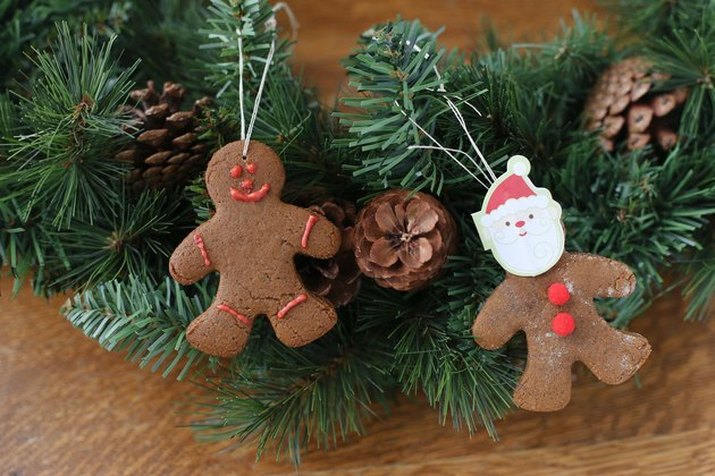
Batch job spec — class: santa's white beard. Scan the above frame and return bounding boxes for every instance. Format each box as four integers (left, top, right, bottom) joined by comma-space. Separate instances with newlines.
491, 225, 564, 276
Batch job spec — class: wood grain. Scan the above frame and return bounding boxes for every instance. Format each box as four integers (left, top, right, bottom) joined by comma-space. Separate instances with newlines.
4, 1, 714, 475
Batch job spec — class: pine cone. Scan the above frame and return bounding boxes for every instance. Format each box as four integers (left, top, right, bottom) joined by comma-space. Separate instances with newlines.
297, 200, 362, 307
115, 81, 212, 190
353, 190, 458, 291
584, 58, 688, 152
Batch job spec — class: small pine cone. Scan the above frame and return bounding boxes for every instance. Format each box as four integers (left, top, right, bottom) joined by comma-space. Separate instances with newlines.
584, 58, 688, 152
116, 81, 212, 190
297, 200, 362, 307
353, 190, 458, 291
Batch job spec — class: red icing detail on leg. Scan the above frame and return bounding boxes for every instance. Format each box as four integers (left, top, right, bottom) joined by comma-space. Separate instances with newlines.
277, 293, 308, 319
193, 234, 212, 266
216, 304, 251, 326
301, 215, 319, 249
547, 282, 571, 306
230, 165, 243, 178
246, 162, 257, 174
230, 183, 270, 202
551, 312, 575, 336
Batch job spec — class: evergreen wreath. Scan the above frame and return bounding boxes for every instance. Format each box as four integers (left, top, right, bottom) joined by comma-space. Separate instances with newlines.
1, 0, 713, 464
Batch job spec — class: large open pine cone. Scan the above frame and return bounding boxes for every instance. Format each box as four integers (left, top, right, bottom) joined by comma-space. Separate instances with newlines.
584, 58, 688, 152
116, 81, 212, 190
353, 190, 458, 291
297, 200, 362, 307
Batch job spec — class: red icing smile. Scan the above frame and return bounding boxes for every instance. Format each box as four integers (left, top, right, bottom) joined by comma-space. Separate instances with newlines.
230, 183, 271, 202
519, 231, 528, 237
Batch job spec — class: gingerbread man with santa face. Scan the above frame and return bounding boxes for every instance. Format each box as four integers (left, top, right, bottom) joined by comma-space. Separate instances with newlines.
472, 156, 651, 412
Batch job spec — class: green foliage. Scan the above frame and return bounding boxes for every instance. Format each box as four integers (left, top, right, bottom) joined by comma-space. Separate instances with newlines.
681, 241, 715, 321
113, 0, 213, 95
62, 276, 216, 379
0, 198, 61, 294
4, 22, 137, 228
0, 0, 121, 90
336, 19, 452, 193
192, 311, 397, 465
202, 0, 291, 107
45, 190, 193, 292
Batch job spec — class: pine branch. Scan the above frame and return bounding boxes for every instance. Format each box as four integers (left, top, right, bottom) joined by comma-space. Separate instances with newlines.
682, 240, 715, 321
4, 22, 138, 228
62, 276, 217, 379
191, 312, 398, 465
44, 190, 193, 293
0, 0, 122, 90
644, 7, 715, 142
0, 197, 62, 295
356, 280, 518, 437
336, 19, 455, 193
202, 0, 291, 106
115, 0, 214, 95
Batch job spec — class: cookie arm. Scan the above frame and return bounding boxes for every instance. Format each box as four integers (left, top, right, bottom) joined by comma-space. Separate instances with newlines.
169, 224, 216, 285
472, 280, 527, 349
289, 207, 341, 259
570, 254, 636, 298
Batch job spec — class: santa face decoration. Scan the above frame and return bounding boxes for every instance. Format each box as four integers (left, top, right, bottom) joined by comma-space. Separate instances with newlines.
472, 156, 565, 277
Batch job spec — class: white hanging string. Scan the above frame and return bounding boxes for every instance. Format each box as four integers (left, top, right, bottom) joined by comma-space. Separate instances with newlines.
237, 33, 246, 141
445, 98, 497, 181
398, 38, 497, 184
408, 145, 492, 190
272, 2, 299, 40
242, 37, 276, 159
398, 102, 490, 190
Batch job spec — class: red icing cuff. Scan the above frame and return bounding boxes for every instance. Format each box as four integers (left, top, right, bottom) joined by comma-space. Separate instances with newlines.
216, 304, 251, 326
277, 293, 308, 319
193, 234, 212, 267
301, 215, 319, 248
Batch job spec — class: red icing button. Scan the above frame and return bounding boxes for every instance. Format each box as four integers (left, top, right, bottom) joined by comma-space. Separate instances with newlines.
551, 312, 575, 336
547, 282, 571, 306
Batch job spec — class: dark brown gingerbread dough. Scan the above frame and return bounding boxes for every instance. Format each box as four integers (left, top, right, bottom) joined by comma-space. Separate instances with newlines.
472, 252, 651, 412
169, 140, 341, 358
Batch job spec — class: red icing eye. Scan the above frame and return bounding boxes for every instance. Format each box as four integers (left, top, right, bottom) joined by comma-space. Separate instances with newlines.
230, 165, 243, 178
246, 162, 257, 174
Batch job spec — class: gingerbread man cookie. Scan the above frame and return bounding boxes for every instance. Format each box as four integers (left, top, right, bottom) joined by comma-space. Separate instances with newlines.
472, 252, 651, 411
169, 141, 341, 358
470, 156, 650, 411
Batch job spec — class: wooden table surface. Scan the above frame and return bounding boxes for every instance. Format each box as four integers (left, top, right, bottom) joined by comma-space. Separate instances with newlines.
3, 1, 715, 475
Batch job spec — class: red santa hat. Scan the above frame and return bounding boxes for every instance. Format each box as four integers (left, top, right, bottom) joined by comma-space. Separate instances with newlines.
480, 156, 549, 226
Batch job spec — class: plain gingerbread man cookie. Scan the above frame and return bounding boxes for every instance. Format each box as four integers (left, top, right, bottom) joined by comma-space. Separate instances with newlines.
472, 252, 651, 411
169, 140, 341, 358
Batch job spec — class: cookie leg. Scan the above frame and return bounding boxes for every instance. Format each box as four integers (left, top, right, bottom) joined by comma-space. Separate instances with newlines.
186, 302, 253, 358
579, 317, 651, 385
514, 349, 573, 412
269, 291, 337, 347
